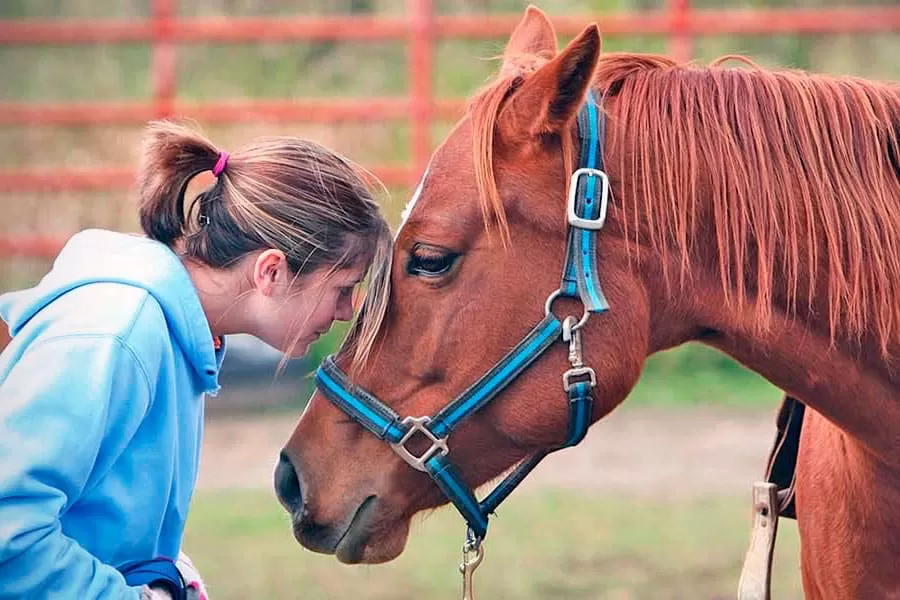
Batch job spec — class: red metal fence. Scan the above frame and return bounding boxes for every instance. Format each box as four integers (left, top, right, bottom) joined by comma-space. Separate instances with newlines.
1, 0, 899, 263
0, 1, 898, 348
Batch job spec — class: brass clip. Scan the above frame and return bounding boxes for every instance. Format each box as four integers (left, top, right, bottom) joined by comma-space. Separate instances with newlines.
459, 542, 485, 600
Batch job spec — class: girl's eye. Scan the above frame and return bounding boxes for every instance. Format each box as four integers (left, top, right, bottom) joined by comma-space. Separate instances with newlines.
407, 246, 460, 278
338, 286, 359, 306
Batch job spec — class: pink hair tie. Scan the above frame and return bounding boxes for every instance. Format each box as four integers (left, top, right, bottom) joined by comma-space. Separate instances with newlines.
212, 151, 230, 177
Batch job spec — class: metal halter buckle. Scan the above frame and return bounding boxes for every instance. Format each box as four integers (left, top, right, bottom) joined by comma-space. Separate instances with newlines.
562, 366, 597, 392
566, 167, 610, 230
389, 416, 449, 472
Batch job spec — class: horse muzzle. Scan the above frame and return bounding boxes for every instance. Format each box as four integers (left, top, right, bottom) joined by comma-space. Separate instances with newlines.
275, 450, 400, 563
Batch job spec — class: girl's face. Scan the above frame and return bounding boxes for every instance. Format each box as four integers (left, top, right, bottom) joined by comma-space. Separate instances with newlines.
248, 249, 364, 358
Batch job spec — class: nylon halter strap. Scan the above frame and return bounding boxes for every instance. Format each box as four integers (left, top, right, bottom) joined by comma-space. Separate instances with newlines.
315, 90, 610, 544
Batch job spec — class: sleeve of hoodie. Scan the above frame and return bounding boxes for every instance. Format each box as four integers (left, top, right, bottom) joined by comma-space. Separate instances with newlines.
0, 334, 150, 600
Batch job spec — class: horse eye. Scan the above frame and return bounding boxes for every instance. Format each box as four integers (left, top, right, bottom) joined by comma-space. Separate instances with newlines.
407, 247, 460, 278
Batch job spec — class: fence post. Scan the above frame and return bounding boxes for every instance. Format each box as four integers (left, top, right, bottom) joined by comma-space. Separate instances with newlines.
151, 0, 177, 118
408, 0, 434, 186
668, 0, 692, 63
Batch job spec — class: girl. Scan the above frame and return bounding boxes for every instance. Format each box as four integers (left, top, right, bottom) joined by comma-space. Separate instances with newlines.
0, 121, 392, 599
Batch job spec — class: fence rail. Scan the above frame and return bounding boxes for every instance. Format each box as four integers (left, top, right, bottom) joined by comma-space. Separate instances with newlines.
2, 0, 899, 261
3, 7, 899, 44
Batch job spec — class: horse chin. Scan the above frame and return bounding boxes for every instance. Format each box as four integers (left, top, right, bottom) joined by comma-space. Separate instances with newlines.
334, 497, 410, 565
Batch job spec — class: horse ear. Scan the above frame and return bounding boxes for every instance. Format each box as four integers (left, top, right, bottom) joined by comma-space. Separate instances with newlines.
502, 5, 558, 70
500, 23, 601, 139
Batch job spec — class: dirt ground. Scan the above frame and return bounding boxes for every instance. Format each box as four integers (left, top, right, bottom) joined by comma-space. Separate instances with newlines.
197, 404, 780, 499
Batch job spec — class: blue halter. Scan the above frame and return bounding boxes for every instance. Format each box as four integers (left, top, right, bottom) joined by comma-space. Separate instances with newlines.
315, 91, 610, 545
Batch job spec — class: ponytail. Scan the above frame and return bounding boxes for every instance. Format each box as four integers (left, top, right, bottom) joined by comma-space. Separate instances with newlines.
136, 120, 221, 246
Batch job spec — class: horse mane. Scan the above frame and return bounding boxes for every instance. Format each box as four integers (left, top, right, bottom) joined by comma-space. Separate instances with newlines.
470, 52, 900, 354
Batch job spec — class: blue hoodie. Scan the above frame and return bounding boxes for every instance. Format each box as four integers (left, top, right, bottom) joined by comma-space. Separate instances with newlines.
0, 229, 225, 599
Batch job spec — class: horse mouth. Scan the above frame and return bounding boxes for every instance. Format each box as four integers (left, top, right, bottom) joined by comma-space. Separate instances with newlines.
334, 495, 378, 564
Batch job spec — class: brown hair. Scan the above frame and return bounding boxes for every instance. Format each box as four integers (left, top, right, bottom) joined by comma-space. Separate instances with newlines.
136, 120, 392, 364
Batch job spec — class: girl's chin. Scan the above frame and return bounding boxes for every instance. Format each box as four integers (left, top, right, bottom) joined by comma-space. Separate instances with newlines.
269, 331, 320, 359
285, 336, 317, 358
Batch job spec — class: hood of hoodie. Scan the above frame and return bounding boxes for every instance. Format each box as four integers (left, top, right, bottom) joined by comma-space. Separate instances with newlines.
0, 229, 220, 387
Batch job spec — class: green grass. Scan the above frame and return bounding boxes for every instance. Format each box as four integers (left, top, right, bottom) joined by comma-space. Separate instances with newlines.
630, 343, 782, 407
183, 488, 803, 599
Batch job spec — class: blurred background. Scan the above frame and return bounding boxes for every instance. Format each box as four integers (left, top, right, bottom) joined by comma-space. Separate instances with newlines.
1, 0, 897, 597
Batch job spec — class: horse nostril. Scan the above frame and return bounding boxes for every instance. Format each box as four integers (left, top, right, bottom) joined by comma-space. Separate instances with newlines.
275, 451, 303, 514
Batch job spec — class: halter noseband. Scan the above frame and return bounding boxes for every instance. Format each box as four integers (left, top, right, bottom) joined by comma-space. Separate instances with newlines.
315, 90, 610, 547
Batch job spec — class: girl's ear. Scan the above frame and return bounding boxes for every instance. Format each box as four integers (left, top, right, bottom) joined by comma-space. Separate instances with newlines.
253, 249, 289, 296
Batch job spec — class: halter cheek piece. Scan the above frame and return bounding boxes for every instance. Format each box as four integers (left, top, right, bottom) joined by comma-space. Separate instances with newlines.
316, 91, 610, 547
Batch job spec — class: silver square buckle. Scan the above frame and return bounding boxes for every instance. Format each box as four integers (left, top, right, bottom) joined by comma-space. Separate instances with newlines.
566, 167, 609, 230
390, 416, 449, 472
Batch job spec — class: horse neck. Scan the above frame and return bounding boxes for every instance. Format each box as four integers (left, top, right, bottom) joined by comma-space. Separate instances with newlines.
593, 77, 900, 464
637, 233, 900, 468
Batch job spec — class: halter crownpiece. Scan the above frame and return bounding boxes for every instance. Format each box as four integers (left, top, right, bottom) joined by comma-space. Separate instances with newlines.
315, 89, 610, 545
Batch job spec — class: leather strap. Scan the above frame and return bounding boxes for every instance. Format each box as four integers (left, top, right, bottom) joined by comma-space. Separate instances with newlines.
764, 395, 805, 519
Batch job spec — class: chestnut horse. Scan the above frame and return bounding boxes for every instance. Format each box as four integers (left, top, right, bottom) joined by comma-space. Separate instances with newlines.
277, 7, 900, 598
